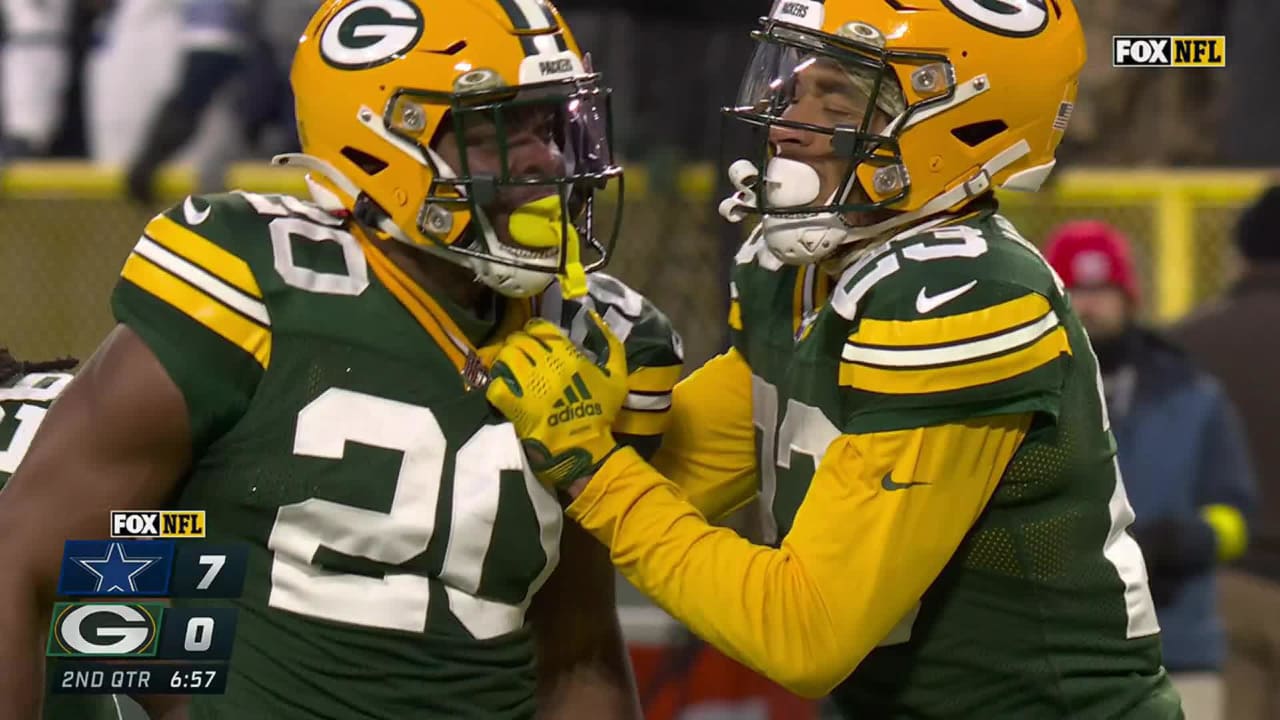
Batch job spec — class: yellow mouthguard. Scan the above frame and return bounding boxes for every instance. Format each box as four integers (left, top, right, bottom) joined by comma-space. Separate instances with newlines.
508, 195, 587, 299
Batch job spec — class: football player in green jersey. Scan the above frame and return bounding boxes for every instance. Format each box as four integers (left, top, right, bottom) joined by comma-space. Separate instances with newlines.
0, 350, 127, 720
0, 1, 683, 718
483, 0, 1186, 718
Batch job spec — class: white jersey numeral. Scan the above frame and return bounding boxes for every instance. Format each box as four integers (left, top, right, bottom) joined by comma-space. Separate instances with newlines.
267, 389, 561, 638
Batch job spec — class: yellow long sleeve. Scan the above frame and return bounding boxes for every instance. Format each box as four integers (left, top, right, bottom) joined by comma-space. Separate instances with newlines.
569, 414, 1030, 698
647, 348, 758, 522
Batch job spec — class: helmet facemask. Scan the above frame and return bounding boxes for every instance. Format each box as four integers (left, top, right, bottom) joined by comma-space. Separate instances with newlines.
385, 73, 622, 299
720, 20, 952, 264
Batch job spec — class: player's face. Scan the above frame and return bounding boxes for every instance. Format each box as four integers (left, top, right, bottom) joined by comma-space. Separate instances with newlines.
1069, 286, 1130, 341
433, 106, 568, 251
769, 57, 893, 217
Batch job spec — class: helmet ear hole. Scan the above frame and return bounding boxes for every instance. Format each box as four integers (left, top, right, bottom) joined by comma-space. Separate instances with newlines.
951, 120, 1008, 147
341, 147, 389, 176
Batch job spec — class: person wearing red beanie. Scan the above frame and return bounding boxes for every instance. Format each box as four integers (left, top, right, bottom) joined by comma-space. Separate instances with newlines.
1046, 220, 1258, 720
1044, 219, 1141, 352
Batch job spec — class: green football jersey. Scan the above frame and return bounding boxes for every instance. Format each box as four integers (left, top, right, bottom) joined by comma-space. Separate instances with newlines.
110, 191, 681, 719
1, 371, 123, 720
730, 199, 1183, 719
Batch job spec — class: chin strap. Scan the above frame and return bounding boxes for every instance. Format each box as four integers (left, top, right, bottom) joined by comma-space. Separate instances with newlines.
718, 139, 1033, 264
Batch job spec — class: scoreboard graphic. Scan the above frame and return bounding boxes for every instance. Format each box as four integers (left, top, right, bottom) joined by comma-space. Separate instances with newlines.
47, 512, 246, 696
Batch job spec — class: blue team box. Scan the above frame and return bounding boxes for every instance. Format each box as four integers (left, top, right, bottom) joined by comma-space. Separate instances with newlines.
57, 540, 247, 598
58, 540, 174, 597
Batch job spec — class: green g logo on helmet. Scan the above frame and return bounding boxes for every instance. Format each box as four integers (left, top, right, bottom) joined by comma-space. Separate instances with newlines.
320, 0, 425, 70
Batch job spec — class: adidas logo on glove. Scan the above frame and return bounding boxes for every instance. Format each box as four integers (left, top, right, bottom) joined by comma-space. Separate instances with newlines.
549, 374, 604, 427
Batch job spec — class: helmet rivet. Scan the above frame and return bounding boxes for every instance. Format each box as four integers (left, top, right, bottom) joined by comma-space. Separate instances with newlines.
454, 68, 503, 93
359, 108, 374, 123
873, 165, 906, 195
838, 22, 885, 48
911, 64, 951, 96
421, 204, 454, 235
972, 76, 988, 91
400, 104, 426, 132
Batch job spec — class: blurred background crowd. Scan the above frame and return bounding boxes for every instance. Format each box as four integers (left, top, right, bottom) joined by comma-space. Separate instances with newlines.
2, 1, 1280, 719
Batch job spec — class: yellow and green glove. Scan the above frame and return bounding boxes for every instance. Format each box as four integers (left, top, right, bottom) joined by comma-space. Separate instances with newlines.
486, 310, 628, 490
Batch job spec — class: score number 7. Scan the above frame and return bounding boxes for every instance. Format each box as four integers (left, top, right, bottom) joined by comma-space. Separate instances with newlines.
197, 554, 226, 591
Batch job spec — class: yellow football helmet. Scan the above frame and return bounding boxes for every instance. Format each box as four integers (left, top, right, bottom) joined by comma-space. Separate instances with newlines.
280, 0, 622, 298
719, 0, 1086, 263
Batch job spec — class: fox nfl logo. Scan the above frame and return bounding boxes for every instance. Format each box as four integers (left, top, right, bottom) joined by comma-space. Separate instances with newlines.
110, 511, 206, 539
1113, 36, 1225, 67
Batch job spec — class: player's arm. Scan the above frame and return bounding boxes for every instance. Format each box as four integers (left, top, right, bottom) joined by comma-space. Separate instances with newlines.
570, 416, 1028, 698
549, 275, 756, 518
529, 522, 640, 719
0, 200, 265, 719
0, 327, 193, 719
566, 282, 1070, 697
646, 348, 758, 522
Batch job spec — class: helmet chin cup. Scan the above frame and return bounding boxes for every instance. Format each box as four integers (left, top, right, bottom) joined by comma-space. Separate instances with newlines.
470, 259, 556, 298
762, 211, 850, 265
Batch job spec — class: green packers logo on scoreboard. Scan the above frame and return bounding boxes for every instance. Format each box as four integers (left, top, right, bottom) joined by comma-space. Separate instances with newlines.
47, 603, 238, 695
47, 603, 237, 660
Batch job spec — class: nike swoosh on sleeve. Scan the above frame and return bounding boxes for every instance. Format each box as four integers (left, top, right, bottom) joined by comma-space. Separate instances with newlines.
915, 280, 978, 314
183, 196, 212, 226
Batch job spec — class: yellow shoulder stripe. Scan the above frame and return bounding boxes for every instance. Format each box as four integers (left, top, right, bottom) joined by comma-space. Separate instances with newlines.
850, 292, 1051, 349
629, 364, 683, 394
122, 253, 272, 368
839, 326, 1069, 395
144, 214, 263, 300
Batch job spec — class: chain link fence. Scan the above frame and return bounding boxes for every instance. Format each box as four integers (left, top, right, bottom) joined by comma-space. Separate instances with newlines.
0, 164, 734, 369
1, 165, 1273, 365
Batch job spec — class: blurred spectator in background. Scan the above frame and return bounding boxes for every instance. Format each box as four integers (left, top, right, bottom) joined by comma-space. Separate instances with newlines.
120, 0, 314, 203
84, 0, 185, 165
1174, 186, 1280, 720
1, 0, 74, 159
123, 0, 253, 202
1046, 220, 1256, 720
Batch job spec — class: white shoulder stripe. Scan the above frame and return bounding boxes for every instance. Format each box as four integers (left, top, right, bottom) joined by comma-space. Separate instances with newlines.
842, 310, 1060, 368
625, 392, 672, 412
134, 236, 270, 326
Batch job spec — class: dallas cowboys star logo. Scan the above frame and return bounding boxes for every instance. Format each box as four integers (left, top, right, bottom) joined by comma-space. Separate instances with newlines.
73, 542, 162, 594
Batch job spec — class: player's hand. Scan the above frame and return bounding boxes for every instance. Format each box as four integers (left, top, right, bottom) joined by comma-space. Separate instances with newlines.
486, 310, 628, 490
